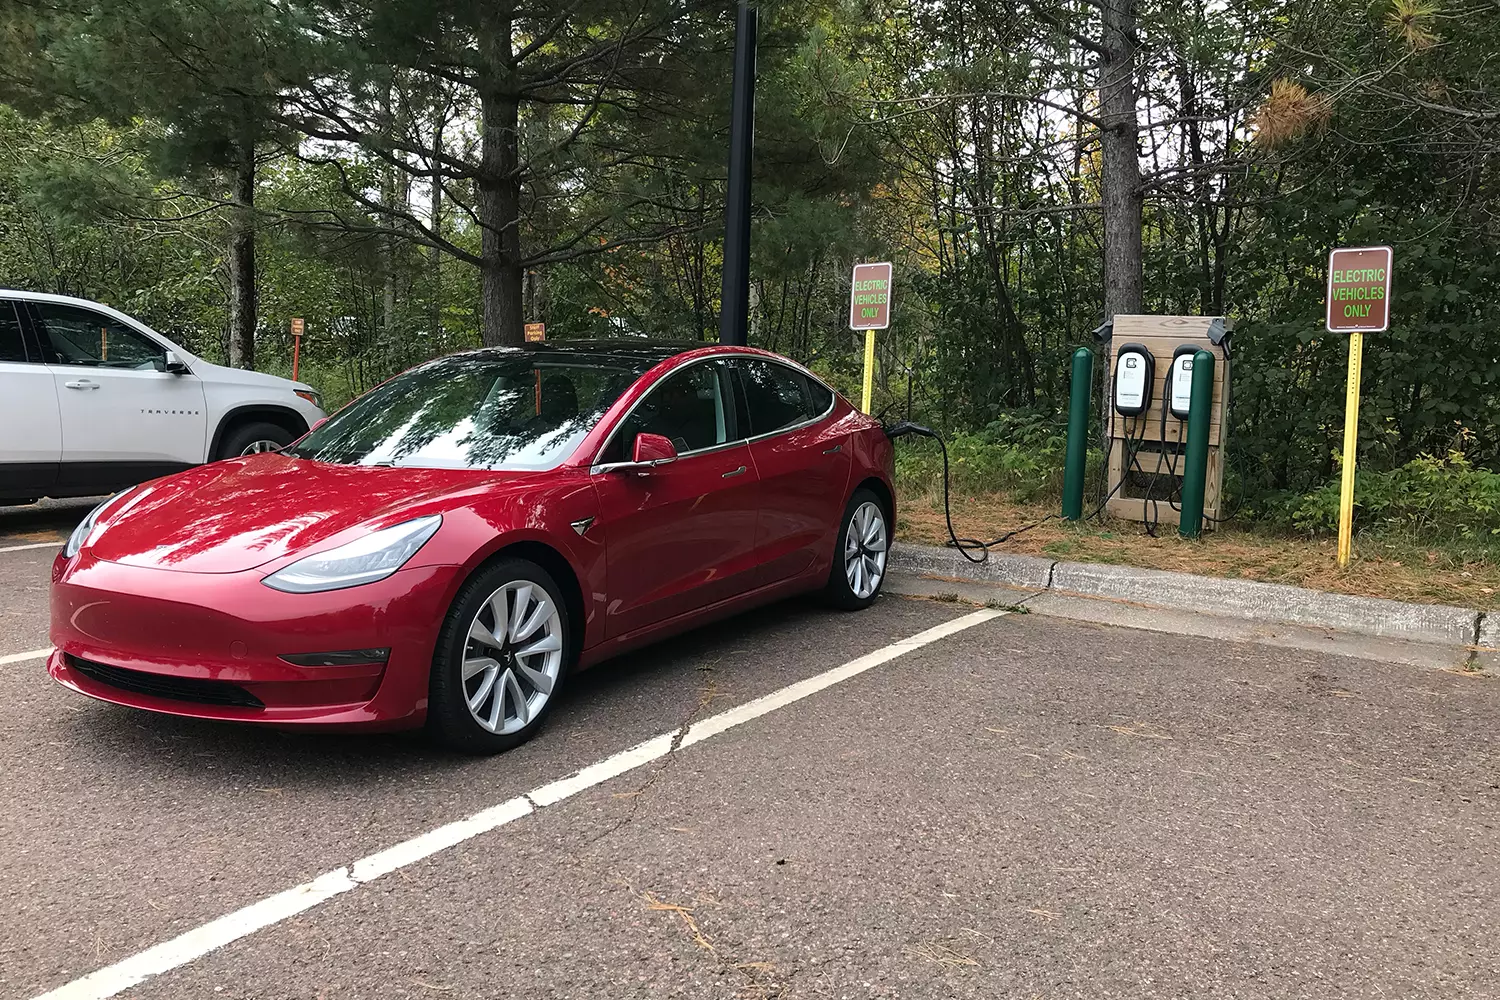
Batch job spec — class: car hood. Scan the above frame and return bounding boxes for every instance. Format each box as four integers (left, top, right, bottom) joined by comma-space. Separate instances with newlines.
192, 358, 317, 396
89, 455, 519, 573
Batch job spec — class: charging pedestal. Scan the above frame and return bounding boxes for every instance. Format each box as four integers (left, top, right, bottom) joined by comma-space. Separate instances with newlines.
1105, 315, 1231, 530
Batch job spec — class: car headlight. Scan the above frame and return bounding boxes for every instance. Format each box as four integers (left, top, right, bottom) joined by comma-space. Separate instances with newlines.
295, 388, 322, 409
63, 498, 112, 558
261, 515, 442, 593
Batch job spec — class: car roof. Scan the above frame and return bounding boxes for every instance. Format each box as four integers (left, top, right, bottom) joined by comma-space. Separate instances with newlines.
454, 339, 749, 366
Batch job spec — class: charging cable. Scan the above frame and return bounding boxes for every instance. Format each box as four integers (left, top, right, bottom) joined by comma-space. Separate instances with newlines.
885, 420, 1060, 562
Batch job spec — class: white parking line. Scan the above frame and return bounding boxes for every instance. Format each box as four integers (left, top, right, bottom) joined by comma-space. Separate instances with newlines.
0, 541, 60, 554
32, 608, 1004, 1000
0, 647, 53, 666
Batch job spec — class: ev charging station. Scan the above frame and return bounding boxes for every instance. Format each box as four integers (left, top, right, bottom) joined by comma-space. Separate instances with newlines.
1103, 315, 1232, 530
1168, 344, 1197, 420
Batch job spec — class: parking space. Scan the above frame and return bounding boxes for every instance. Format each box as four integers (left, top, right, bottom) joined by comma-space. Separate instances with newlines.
109, 615, 1499, 1000
4, 516, 1500, 999
0, 527, 970, 998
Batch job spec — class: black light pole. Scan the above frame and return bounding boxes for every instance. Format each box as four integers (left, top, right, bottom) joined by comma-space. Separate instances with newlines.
718, 0, 756, 346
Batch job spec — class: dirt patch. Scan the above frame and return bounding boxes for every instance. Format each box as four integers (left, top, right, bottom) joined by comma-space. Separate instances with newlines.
896, 489, 1500, 611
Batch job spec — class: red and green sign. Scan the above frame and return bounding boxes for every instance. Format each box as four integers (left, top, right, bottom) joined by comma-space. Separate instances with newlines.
849, 262, 893, 330
1326, 246, 1393, 333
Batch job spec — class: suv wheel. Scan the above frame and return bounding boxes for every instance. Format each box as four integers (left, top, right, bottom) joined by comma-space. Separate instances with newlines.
218, 421, 295, 459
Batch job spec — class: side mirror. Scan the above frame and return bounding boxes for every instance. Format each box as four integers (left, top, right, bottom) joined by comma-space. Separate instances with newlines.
632, 432, 678, 466
310, 417, 328, 432
161, 351, 190, 375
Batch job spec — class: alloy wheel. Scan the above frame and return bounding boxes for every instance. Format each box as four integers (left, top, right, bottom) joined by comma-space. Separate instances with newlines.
844, 501, 888, 600
462, 580, 564, 735
239, 440, 283, 455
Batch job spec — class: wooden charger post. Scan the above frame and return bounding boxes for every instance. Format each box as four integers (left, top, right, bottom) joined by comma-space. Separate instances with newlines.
1104, 315, 1230, 530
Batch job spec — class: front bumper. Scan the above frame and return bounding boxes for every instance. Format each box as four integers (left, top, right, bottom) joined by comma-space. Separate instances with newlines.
49, 553, 458, 731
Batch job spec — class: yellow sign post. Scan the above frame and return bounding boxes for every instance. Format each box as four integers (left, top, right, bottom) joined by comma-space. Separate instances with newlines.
848, 261, 892, 415
860, 329, 877, 414
1337, 331, 1364, 568
1326, 245, 1393, 568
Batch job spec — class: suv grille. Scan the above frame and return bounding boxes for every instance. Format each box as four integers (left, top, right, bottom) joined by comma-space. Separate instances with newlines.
66, 655, 264, 709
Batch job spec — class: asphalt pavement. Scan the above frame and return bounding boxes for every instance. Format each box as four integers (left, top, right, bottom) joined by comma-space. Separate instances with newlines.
2, 502, 1498, 999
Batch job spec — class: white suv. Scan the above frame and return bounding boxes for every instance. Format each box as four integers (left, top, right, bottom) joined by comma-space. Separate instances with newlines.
0, 290, 326, 503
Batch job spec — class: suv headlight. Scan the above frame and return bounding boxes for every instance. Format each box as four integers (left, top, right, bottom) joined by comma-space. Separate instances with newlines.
261, 515, 442, 593
295, 388, 322, 409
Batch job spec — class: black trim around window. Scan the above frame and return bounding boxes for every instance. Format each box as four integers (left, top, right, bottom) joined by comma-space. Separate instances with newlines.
591, 353, 839, 471
0, 300, 49, 364
729, 356, 831, 439
17, 302, 57, 364
592, 357, 743, 468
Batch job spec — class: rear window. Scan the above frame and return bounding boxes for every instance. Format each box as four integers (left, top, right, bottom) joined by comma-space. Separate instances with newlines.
738, 359, 814, 436
287, 354, 646, 470
807, 377, 834, 414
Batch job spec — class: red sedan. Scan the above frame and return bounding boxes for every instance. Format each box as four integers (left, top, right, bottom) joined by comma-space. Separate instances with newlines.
49, 342, 895, 753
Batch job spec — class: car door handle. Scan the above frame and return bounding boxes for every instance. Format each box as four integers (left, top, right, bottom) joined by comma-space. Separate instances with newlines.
823, 444, 843, 454
722, 465, 748, 479
64, 380, 100, 390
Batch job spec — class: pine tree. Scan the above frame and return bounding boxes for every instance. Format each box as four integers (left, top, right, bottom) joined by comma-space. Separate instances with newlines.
0, 0, 305, 367
272, 0, 723, 346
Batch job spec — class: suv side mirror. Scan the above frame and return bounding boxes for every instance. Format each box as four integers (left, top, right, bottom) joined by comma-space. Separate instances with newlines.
632, 432, 678, 466
159, 351, 190, 375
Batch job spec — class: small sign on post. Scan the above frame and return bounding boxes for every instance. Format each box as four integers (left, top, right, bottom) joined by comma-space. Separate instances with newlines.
849, 262, 893, 414
1327, 247, 1393, 333
525, 322, 546, 343
1326, 246, 1393, 569
290, 318, 305, 382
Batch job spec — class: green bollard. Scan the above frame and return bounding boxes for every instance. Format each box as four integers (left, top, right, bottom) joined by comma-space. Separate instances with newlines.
1062, 347, 1093, 520
1178, 349, 1216, 539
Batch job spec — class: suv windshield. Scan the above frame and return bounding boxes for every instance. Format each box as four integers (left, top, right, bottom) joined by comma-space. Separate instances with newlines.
286, 353, 645, 470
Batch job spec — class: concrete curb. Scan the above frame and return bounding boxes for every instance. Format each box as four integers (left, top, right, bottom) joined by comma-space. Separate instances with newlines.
1479, 615, 1500, 651
887, 543, 1054, 590
889, 542, 1486, 649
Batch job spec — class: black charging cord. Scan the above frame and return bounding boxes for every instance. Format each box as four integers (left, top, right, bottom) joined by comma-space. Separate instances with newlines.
885, 420, 1060, 563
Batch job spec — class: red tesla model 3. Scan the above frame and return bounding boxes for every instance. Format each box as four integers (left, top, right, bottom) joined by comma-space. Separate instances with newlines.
49, 342, 895, 752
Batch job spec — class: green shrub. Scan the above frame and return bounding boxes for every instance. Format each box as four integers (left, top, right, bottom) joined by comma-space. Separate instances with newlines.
1285, 451, 1500, 543
893, 410, 1071, 503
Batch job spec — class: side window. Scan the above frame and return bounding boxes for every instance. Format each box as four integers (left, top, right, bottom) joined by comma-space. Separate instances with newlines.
34, 303, 166, 370
601, 363, 729, 463
738, 359, 813, 436
0, 303, 26, 363
807, 376, 834, 414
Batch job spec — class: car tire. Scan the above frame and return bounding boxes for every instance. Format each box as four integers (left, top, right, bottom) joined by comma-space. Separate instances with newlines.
217, 421, 295, 459
428, 557, 572, 754
823, 487, 891, 611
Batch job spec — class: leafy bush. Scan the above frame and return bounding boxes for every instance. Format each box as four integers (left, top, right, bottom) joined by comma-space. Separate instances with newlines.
894, 410, 1070, 503
1283, 451, 1500, 543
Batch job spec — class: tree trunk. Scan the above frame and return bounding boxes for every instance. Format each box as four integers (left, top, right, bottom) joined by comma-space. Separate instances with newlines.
430, 105, 445, 348
382, 79, 398, 350
477, 5, 524, 348
227, 144, 257, 370
1098, 0, 1143, 319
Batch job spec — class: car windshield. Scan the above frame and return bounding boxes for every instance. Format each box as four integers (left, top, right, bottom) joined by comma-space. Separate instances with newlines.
285, 353, 646, 470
